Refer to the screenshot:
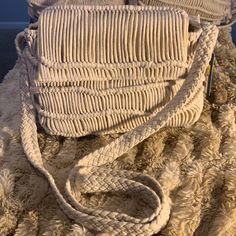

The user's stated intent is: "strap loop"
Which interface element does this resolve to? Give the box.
[15,32,27,57]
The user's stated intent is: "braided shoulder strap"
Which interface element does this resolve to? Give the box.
[17,23,218,235]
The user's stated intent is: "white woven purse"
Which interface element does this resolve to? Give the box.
[16,5,218,235]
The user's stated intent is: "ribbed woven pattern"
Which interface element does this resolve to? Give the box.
[27,0,125,19]
[16,5,219,235]
[140,0,232,24]
[27,0,236,26]
[23,5,203,137]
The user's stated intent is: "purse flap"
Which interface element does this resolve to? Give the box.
[36,6,189,67]
[24,5,204,85]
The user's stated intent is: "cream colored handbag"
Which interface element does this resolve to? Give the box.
[16,5,218,235]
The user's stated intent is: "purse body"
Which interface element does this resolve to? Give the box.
[24,5,203,138]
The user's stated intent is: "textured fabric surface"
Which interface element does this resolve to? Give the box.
[20,5,203,137]
[27,0,126,19]
[0,28,235,236]
[27,0,236,27]
[140,0,233,25]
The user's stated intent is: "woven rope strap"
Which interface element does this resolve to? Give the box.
[17,22,218,235]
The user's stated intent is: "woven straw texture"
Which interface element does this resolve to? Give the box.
[0,27,235,236]
[27,0,236,26]
[15,5,219,235]
[27,0,126,19]
[21,5,203,137]
[139,0,232,25]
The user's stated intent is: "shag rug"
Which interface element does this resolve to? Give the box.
[0,28,235,236]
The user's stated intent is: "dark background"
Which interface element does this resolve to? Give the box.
[0,1,28,81]
[0,0,28,22]
[0,1,236,82]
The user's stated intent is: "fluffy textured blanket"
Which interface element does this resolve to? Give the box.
[0,28,235,236]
